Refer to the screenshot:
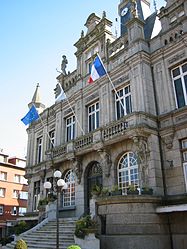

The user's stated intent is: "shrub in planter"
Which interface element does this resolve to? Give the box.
[91,184,102,197]
[127,184,139,195]
[14,239,28,249]
[75,215,97,239]
[67,245,81,249]
[14,221,28,236]
[100,187,109,197]
[141,186,153,195]
[110,185,122,196]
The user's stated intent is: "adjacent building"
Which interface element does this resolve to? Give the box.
[0,152,28,239]
[25,0,187,248]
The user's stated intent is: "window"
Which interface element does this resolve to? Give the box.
[63,170,75,208]
[88,62,92,74]
[48,130,55,149]
[0,188,5,197]
[172,62,187,108]
[11,207,17,216]
[19,191,28,200]
[181,139,187,192]
[0,171,7,181]
[115,85,132,120]
[14,174,21,183]
[33,181,40,211]
[36,137,42,163]
[66,115,75,142]
[13,190,19,199]
[88,102,99,132]
[0,205,3,215]
[19,207,27,216]
[117,152,139,192]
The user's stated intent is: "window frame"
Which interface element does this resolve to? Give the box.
[117,152,139,192]
[11,206,17,216]
[66,115,75,142]
[115,85,132,120]
[0,205,3,215]
[63,169,76,208]
[181,138,187,192]
[0,171,7,181]
[0,188,5,197]
[88,102,99,132]
[48,130,55,149]
[172,62,187,109]
[36,136,43,164]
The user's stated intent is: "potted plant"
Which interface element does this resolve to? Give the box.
[141,186,153,195]
[127,184,139,195]
[110,185,122,196]
[75,215,97,239]
[37,197,49,211]
[100,187,109,197]
[91,184,102,198]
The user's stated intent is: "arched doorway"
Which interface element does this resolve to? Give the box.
[85,161,103,214]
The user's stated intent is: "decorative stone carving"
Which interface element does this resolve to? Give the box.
[162,133,175,149]
[133,136,150,186]
[98,149,112,177]
[72,157,83,184]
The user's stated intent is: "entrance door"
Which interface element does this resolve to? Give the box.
[86,162,103,214]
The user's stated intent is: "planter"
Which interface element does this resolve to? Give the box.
[141,188,153,195]
[127,190,139,195]
[110,190,122,196]
[74,233,100,249]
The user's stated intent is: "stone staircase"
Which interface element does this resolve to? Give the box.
[3,218,77,249]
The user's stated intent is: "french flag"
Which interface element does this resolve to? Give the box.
[88,55,107,83]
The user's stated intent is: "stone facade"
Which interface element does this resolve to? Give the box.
[25,0,187,248]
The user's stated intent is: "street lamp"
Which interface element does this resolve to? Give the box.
[44,170,68,249]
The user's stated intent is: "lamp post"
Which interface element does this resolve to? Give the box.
[44,170,68,249]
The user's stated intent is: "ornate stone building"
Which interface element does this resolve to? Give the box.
[25,0,187,248]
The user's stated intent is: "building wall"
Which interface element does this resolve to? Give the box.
[0,159,28,238]
[25,0,187,248]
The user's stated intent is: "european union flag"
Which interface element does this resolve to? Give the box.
[21,105,39,125]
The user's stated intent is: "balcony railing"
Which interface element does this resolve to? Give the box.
[103,120,128,140]
[74,134,93,151]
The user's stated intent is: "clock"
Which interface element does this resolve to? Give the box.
[121,7,128,16]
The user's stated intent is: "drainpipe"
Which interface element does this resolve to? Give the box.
[151,66,174,249]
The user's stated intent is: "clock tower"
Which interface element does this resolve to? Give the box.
[118,0,151,35]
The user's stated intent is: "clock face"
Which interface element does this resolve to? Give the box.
[121,7,128,16]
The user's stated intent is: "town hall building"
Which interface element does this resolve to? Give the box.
[24,0,187,248]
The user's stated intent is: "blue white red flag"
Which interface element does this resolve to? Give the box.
[21,105,39,125]
[88,55,107,83]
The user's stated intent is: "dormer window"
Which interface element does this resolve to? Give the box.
[178,11,185,18]
[170,16,177,23]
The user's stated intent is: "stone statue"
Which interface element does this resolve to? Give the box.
[98,149,112,177]
[133,136,150,186]
[54,83,61,99]
[61,55,68,75]
[72,158,83,184]
[131,0,138,18]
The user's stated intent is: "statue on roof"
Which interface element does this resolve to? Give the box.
[61,55,68,75]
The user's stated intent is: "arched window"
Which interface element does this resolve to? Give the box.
[118,152,139,191]
[63,169,75,208]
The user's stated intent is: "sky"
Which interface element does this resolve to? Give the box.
[0,0,166,158]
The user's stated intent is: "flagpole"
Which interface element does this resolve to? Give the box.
[97,53,126,114]
[57,82,85,135]
[32,104,55,148]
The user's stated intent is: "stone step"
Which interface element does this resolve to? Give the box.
[2,217,77,249]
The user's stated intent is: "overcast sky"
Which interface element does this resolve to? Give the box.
[0,0,166,158]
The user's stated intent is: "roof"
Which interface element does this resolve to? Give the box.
[144,11,157,40]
